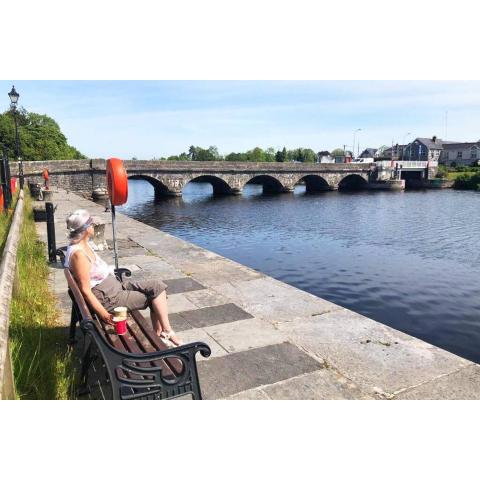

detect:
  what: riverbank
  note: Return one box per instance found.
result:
[36,189,480,399]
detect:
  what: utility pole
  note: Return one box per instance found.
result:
[445,111,448,140]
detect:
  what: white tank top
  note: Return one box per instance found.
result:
[64,243,114,287]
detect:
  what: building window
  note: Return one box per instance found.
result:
[471,147,477,159]
[457,151,463,159]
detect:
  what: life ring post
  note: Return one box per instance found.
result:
[106,158,128,271]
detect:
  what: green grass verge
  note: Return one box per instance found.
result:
[9,194,76,399]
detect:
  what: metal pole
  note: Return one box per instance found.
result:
[12,107,24,190]
[110,202,119,271]
[46,202,57,263]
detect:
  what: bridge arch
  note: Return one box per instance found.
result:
[243,174,290,194]
[128,174,171,195]
[183,174,236,195]
[338,174,369,191]
[295,174,330,193]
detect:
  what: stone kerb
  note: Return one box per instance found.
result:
[0,190,25,400]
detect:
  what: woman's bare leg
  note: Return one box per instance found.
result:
[151,291,182,345]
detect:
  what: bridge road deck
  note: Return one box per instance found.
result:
[35,189,480,399]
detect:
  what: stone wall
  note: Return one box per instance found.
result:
[12,159,96,194]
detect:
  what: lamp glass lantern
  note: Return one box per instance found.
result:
[8,86,20,106]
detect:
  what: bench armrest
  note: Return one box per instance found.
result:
[114,268,131,282]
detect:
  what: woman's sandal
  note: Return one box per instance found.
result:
[160,330,183,347]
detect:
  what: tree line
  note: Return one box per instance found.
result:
[0,108,85,161]
[154,145,329,163]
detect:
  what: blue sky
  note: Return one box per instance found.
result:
[1,81,480,159]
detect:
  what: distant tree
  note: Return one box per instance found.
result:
[225,152,247,162]
[245,147,266,162]
[192,145,221,162]
[275,147,288,162]
[331,148,345,156]
[207,145,221,160]
[188,145,198,161]
[264,147,276,162]
[302,148,317,163]
[0,108,85,161]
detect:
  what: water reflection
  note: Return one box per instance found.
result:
[119,179,480,362]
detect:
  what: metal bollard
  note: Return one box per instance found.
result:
[46,202,57,263]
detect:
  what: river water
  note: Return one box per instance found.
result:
[119,180,480,363]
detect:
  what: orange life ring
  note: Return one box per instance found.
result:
[106,158,128,206]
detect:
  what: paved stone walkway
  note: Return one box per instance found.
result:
[35,189,480,399]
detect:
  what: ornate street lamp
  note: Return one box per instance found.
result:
[8,85,23,189]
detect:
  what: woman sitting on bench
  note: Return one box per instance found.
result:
[64,209,182,347]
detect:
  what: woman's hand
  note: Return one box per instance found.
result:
[101,312,115,325]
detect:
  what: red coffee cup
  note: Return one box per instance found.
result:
[113,307,128,335]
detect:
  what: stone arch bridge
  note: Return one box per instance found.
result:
[20,159,395,197]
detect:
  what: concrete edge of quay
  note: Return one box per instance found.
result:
[35,188,480,400]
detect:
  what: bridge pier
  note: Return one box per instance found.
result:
[154,188,182,198]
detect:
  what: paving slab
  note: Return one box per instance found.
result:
[176,328,229,361]
[205,317,288,354]
[184,289,232,309]
[214,277,342,322]
[301,336,471,397]
[165,293,198,314]
[181,259,264,287]
[163,277,206,295]
[261,370,374,400]
[276,308,416,345]
[165,313,193,332]
[197,342,323,399]
[395,365,480,400]
[172,303,254,330]
[226,388,270,400]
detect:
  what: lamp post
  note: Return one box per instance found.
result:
[402,132,411,161]
[352,128,361,160]
[8,85,23,190]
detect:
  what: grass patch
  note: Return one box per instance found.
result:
[9,193,76,399]
[0,194,18,255]
[446,171,477,181]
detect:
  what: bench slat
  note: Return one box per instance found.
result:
[130,310,185,376]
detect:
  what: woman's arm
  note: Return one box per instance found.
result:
[69,251,114,325]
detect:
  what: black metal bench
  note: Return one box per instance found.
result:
[63,263,211,400]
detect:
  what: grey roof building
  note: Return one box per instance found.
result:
[359,148,378,158]
[441,140,480,166]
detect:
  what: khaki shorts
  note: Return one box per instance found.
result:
[92,275,167,312]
